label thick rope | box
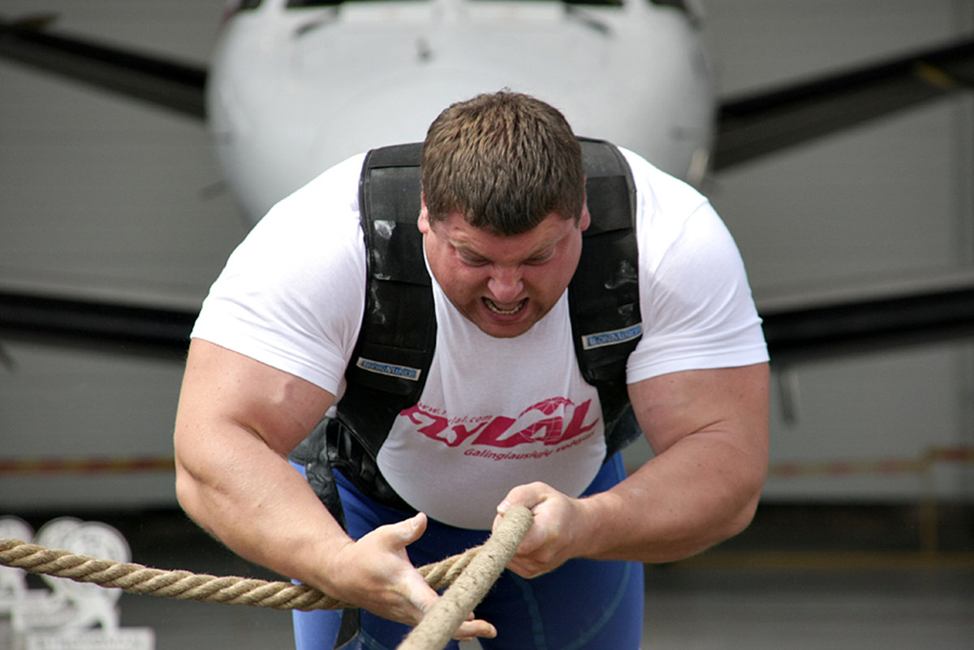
[0,507,531,625]
[0,535,337,610]
[0,538,477,611]
[397,504,533,650]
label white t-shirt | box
[192,148,768,529]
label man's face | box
[418,200,590,338]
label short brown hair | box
[421,91,585,236]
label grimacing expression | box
[418,200,590,338]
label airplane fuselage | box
[206,0,714,222]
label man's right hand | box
[322,512,497,641]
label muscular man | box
[174,91,769,649]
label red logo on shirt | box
[400,397,599,449]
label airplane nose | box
[312,72,530,168]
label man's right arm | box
[174,338,340,582]
[173,339,496,638]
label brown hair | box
[420,91,584,235]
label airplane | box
[1,0,972,361]
[0,0,973,509]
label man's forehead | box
[444,212,572,239]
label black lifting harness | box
[293,137,643,521]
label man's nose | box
[487,267,523,303]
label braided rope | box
[0,528,495,613]
[2,508,533,649]
[0,536,339,610]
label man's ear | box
[579,193,591,232]
[418,193,430,234]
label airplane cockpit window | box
[648,0,693,12]
[562,0,624,6]
[279,0,696,7]
[282,0,633,5]
[465,0,625,5]
[286,0,430,6]
[238,0,263,9]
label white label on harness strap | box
[356,357,423,381]
[581,323,643,350]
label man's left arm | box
[496,362,769,576]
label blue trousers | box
[292,454,644,650]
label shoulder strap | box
[570,139,642,458]
[335,143,435,460]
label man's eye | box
[526,252,554,265]
[459,252,487,266]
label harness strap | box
[572,139,641,457]
[331,143,432,511]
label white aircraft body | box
[207,0,712,222]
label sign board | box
[24,628,155,650]
[2,517,155,650]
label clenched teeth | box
[484,298,527,315]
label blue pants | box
[292,454,644,650]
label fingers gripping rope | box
[397,505,533,650]
[0,505,533,648]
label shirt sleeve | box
[190,154,367,396]
[622,150,768,383]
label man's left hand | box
[492,482,593,578]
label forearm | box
[576,429,765,563]
[174,421,351,592]
[574,363,770,564]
